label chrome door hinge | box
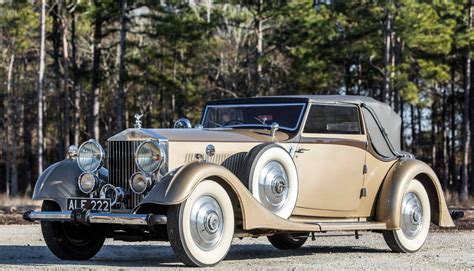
[360,188,367,198]
[363,164,368,174]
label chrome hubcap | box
[190,195,224,251]
[258,161,289,212]
[401,192,423,239]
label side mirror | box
[174,118,192,129]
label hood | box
[107,128,291,142]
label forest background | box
[1,0,474,205]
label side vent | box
[185,152,247,176]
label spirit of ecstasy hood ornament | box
[134,113,143,129]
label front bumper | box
[23,210,167,226]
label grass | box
[444,191,474,209]
[0,194,41,209]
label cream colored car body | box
[31,95,454,235]
[118,103,454,232]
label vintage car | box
[24,95,455,266]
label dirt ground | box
[0,224,472,270]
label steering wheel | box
[223,119,245,126]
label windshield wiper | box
[254,117,268,125]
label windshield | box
[201,103,306,130]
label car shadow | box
[0,243,389,267]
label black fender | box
[32,159,108,211]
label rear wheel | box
[167,180,234,267]
[40,200,106,260]
[268,233,308,250]
[383,179,430,253]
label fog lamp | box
[129,172,152,195]
[77,172,98,194]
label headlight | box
[135,141,165,173]
[129,172,152,194]
[77,139,105,172]
[77,172,99,194]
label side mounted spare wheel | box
[239,143,298,219]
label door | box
[294,103,367,212]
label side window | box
[304,104,362,134]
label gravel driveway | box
[0,225,472,269]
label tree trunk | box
[206,0,212,23]
[450,57,457,191]
[470,34,474,196]
[71,9,80,146]
[441,87,448,190]
[116,0,127,132]
[410,104,416,153]
[61,0,70,151]
[6,53,15,196]
[90,1,102,140]
[253,0,263,97]
[23,87,33,194]
[382,3,392,103]
[431,94,437,168]
[461,4,473,201]
[38,0,46,175]
[0,91,8,194]
[10,62,19,197]
[52,1,64,159]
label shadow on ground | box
[0,243,389,267]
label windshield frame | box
[200,103,307,131]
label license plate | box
[67,198,111,212]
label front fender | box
[137,161,313,231]
[375,159,454,229]
[32,159,108,211]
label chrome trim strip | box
[25,211,167,225]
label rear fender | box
[375,159,454,229]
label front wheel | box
[167,180,235,267]
[40,200,106,260]
[383,179,431,253]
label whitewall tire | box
[167,180,234,267]
[383,179,431,253]
[239,144,298,219]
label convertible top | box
[301,95,402,154]
[207,95,402,156]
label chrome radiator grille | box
[107,140,142,209]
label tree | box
[116,0,127,131]
[461,2,473,201]
[38,0,46,175]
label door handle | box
[295,148,310,153]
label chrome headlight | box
[77,139,105,172]
[129,172,152,194]
[77,172,99,194]
[135,141,165,173]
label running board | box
[309,221,387,231]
